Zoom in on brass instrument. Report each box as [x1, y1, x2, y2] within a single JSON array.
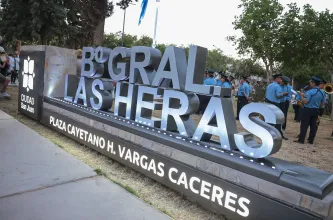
[[297, 91, 304, 108], [324, 83, 333, 94], [297, 100, 304, 108], [317, 116, 321, 126]]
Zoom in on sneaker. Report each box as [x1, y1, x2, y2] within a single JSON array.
[[0, 92, 10, 97]]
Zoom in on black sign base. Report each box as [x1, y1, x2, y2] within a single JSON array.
[[41, 109, 323, 220], [18, 51, 45, 121]]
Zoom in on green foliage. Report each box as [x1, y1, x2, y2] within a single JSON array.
[[277, 4, 333, 85], [0, 0, 67, 45], [117, 0, 138, 10], [103, 32, 266, 76], [231, 0, 333, 86], [0, 0, 136, 49], [231, 58, 266, 77], [229, 0, 283, 79], [206, 49, 229, 72], [134, 35, 153, 47]]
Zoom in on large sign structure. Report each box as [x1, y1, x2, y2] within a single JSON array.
[[65, 46, 283, 159], [19, 45, 333, 220]]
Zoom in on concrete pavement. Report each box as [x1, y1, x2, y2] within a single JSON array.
[[0, 110, 170, 220]]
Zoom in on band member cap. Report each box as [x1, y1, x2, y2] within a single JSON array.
[[273, 73, 283, 79], [311, 76, 322, 83], [207, 69, 215, 74], [282, 76, 291, 83], [220, 72, 228, 78]]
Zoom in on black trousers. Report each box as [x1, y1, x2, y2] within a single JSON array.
[[11, 71, 17, 83], [299, 108, 319, 143], [236, 96, 248, 119], [282, 101, 289, 130], [293, 104, 300, 122], [266, 99, 284, 137], [298, 106, 304, 123]]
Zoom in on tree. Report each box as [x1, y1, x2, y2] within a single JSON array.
[[277, 4, 332, 84], [0, 0, 67, 45], [66, 0, 114, 47], [0, 0, 117, 48], [229, 0, 284, 80], [103, 32, 138, 48], [134, 35, 153, 47], [205, 48, 233, 72], [232, 59, 265, 78], [117, 0, 138, 9]]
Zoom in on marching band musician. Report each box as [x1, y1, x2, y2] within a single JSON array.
[[204, 69, 217, 86], [265, 73, 289, 140], [279, 77, 288, 130], [197, 69, 215, 114], [292, 89, 301, 122], [204, 70, 209, 80], [281, 76, 292, 130], [297, 84, 311, 123], [310, 80, 328, 141], [294, 76, 326, 144], [318, 80, 327, 117], [228, 75, 236, 105], [217, 73, 232, 88], [236, 76, 250, 120]]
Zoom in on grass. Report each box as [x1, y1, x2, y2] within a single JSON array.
[[94, 169, 140, 198], [94, 168, 104, 176]]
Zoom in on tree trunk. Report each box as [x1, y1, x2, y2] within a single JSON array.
[[264, 64, 270, 82], [292, 77, 294, 88], [268, 61, 274, 80], [93, 0, 107, 46]]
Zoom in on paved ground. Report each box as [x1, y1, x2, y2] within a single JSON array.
[[0, 110, 170, 220]]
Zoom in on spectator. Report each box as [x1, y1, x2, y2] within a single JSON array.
[[0, 55, 10, 77], [0, 71, 10, 97], [8, 53, 14, 77], [12, 51, 20, 83]]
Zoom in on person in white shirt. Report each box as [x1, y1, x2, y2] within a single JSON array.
[[8, 54, 14, 76], [12, 51, 20, 84]]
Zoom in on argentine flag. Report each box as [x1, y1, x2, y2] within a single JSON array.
[[138, 0, 160, 25], [138, 0, 149, 25]]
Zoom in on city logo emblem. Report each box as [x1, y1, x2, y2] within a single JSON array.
[[22, 56, 35, 92]]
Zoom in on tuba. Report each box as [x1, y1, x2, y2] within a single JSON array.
[[324, 83, 333, 94]]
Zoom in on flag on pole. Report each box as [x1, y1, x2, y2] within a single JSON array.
[[152, 0, 160, 48], [138, 0, 149, 25]]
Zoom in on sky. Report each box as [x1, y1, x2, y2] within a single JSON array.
[[105, 0, 333, 58]]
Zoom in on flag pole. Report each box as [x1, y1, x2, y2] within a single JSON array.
[[152, 0, 160, 48]]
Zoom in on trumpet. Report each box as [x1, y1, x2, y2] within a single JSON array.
[[324, 83, 333, 94]]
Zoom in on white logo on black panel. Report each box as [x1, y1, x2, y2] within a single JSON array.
[[22, 56, 35, 92]]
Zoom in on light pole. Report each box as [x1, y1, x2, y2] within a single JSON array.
[[121, 3, 135, 47], [152, 0, 160, 48], [121, 8, 127, 47]]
